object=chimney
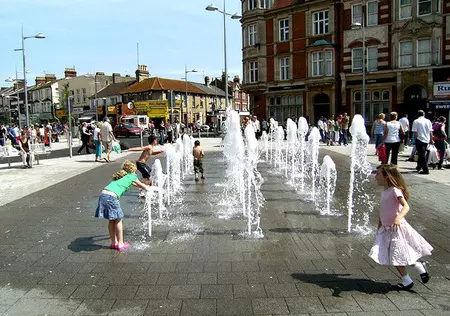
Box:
[112,73,121,84]
[204,76,210,87]
[13,80,25,90]
[35,76,46,86]
[64,68,77,78]
[45,74,57,83]
[135,64,149,82]
[233,75,240,84]
[95,72,105,76]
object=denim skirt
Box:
[95,193,124,220]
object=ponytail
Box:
[111,160,137,180]
[112,170,127,180]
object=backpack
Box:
[433,123,445,138]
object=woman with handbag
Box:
[383,112,403,166]
[432,116,447,170]
[371,113,386,155]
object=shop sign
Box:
[134,100,182,110]
[97,107,104,115]
[72,107,84,114]
[433,82,450,98]
[56,110,66,118]
[107,106,116,114]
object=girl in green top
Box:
[95,160,149,251]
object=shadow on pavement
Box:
[270,227,349,235]
[291,273,391,297]
[68,235,110,252]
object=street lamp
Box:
[184,66,198,127]
[14,26,46,127]
[67,95,74,158]
[206,1,241,111]
[351,19,366,117]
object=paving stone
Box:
[148,262,178,273]
[6,298,51,315]
[345,312,386,316]
[44,299,83,315]
[231,261,260,272]
[218,272,248,284]
[181,299,216,316]
[265,283,300,297]
[204,261,231,272]
[73,298,115,315]
[285,296,326,314]
[233,284,267,298]
[70,284,108,299]
[127,273,159,285]
[258,260,288,272]
[252,297,289,314]
[319,295,363,312]
[96,272,131,285]
[383,311,426,316]
[166,254,193,262]
[167,285,201,299]
[187,272,217,284]
[295,282,333,296]
[90,262,124,273]
[352,293,398,311]
[102,285,138,299]
[247,271,279,284]
[144,299,182,315]
[140,253,168,262]
[23,284,64,298]
[176,262,204,273]
[38,272,75,284]
[201,284,233,298]
[387,293,435,310]
[157,273,188,285]
[109,299,149,316]
[120,262,151,273]
[217,298,253,315]
[135,285,170,299]
[218,252,244,261]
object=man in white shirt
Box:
[317,116,325,143]
[254,116,261,139]
[399,114,409,146]
[101,118,115,162]
[411,110,433,174]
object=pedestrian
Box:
[158,121,165,145]
[39,125,45,143]
[382,112,403,166]
[341,113,350,146]
[30,126,37,144]
[432,116,447,170]
[399,114,410,146]
[101,117,115,162]
[0,124,6,146]
[95,160,149,251]
[371,113,386,155]
[166,120,173,143]
[128,135,165,186]
[254,116,261,139]
[77,122,91,155]
[317,116,325,143]
[18,131,33,168]
[93,122,103,162]
[193,140,205,182]
[369,165,432,290]
[327,115,335,146]
[412,110,433,175]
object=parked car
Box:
[114,123,142,138]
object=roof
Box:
[28,81,54,91]
[94,81,136,98]
[272,0,295,9]
[307,39,335,48]
[190,82,227,97]
[120,77,206,95]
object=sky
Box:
[0,0,243,87]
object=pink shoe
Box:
[110,242,118,249]
[117,242,130,251]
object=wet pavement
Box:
[0,144,449,315]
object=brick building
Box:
[242,0,450,125]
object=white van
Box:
[120,115,149,132]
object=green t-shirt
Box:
[105,173,138,198]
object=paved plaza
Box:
[0,138,449,315]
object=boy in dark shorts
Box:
[193,140,205,182]
[128,135,164,185]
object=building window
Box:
[367,1,378,26]
[354,90,390,122]
[311,51,332,76]
[279,19,289,41]
[248,0,257,10]
[399,40,412,67]
[417,38,432,66]
[249,61,258,83]
[368,47,378,72]
[437,0,441,13]
[82,88,87,102]
[352,48,363,72]
[312,11,329,35]
[352,4,362,25]
[400,0,412,19]
[260,0,271,9]
[436,37,441,65]
[418,0,431,16]
[248,24,257,46]
[268,94,303,123]
[279,57,290,81]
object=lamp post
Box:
[14,26,45,127]
[206,1,241,111]
[351,16,366,116]
[184,66,198,128]
[67,95,74,158]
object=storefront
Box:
[430,82,450,135]
[267,85,305,125]
[133,100,182,125]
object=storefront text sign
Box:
[433,82,450,98]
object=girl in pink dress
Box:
[369,165,433,290]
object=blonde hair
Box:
[389,111,398,121]
[377,164,410,200]
[112,160,137,180]
[378,113,385,120]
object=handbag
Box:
[399,126,405,140]
[112,140,121,154]
[378,144,387,164]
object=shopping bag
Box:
[378,145,387,164]
[427,145,439,164]
[112,140,121,154]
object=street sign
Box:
[72,108,83,114]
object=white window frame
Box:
[279,19,289,42]
[367,1,378,26]
[279,57,290,81]
[417,38,432,66]
[399,0,412,20]
[248,24,257,46]
[417,0,432,16]
[352,48,363,72]
[352,4,363,25]
[248,0,257,10]
[312,10,329,35]
[399,40,413,68]
[367,46,378,72]
[249,61,258,83]
[436,37,441,65]
[260,0,271,9]
[437,0,441,13]
[311,51,333,77]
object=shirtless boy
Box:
[128,135,164,185]
[193,140,205,182]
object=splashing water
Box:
[150,159,167,219]
[164,144,183,206]
[275,126,285,173]
[307,127,321,202]
[297,117,309,193]
[260,131,269,161]
[286,119,297,180]
[182,134,194,177]
[316,155,338,215]
[347,114,374,233]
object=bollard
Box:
[140,130,143,147]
